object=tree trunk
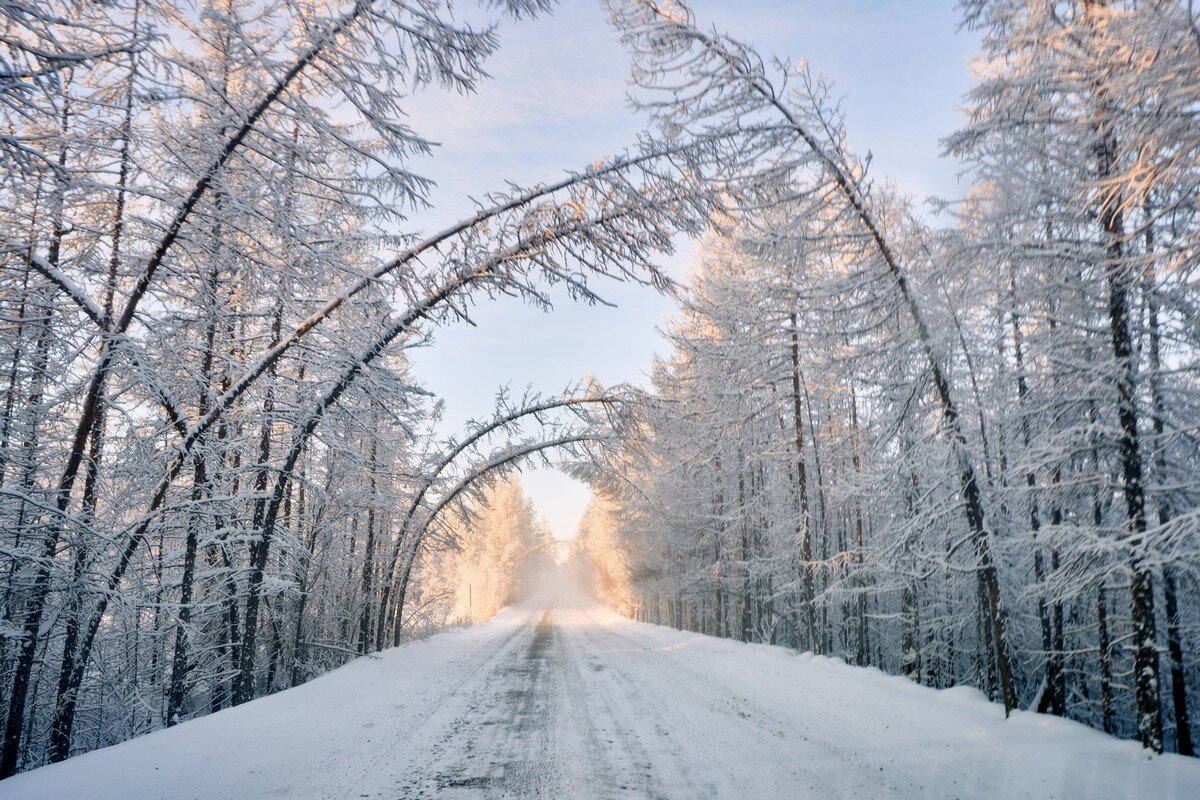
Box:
[2,91,72,775]
[789,314,817,651]
[1095,128,1162,753]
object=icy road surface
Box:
[4,585,1199,799]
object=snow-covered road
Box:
[4,580,1199,800]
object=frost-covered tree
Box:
[589,0,1200,757]
[0,0,734,776]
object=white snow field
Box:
[4,579,1199,800]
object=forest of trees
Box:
[1,0,1197,782]
[0,0,715,777]
[592,0,1200,759]
[422,477,555,627]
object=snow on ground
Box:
[4,575,1199,799]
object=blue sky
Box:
[402,0,979,539]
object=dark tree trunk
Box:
[1095,128,1162,752]
[789,315,817,652]
[3,93,71,775]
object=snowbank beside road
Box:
[3,595,1197,799]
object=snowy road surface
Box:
[4,583,1199,799]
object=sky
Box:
[401,0,980,540]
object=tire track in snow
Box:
[331,604,542,800]
[387,607,618,799]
